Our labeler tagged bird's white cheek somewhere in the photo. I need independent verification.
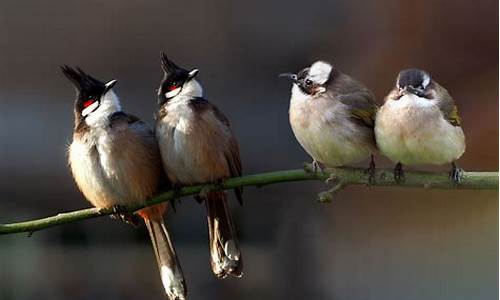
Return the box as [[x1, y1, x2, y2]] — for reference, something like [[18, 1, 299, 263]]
[[165, 88, 182, 99], [314, 86, 326, 94], [82, 101, 99, 117]]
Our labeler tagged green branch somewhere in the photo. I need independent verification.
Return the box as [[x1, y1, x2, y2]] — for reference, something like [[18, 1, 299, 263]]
[[0, 166, 497, 235]]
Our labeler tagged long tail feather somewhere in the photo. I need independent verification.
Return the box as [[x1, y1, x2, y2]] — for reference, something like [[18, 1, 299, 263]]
[[205, 191, 243, 278], [141, 206, 186, 300]]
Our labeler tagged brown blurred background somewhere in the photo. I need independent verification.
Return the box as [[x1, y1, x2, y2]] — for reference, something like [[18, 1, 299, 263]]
[[0, 0, 498, 299]]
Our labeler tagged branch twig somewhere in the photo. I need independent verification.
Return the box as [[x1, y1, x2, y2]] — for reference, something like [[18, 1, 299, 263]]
[[1, 166, 497, 235]]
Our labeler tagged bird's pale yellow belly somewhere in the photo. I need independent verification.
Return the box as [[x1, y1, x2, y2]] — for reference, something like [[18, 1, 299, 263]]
[[289, 100, 374, 167], [375, 96, 465, 165]]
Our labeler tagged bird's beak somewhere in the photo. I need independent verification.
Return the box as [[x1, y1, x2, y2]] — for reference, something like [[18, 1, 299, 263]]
[[279, 73, 298, 82], [104, 79, 118, 94], [406, 86, 425, 97], [188, 69, 199, 80]]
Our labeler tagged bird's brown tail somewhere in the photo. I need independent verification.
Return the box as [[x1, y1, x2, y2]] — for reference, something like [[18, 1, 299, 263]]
[[139, 205, 186, 300], [205, 191, 243, 278]]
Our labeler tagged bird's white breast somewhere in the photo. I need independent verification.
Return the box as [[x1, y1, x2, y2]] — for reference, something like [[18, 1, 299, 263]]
[[288, 85, 374, 167], [375, 94, 465, 165], [69, 130, 120, 208], [156, 101, 223, 184], [85, 91, 121, 128], [69, 124, 156, 208]]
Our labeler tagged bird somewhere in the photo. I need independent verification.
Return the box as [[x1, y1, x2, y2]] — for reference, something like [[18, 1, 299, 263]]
[[154, 53, 243, 278], [280, 60, 378, 179], [62, 66, 186, 300], [375, 68, 466, 183]]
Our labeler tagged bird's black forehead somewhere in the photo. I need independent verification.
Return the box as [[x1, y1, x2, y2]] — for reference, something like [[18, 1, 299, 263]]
[[397, 69, 429, 88], [80, 84, 105, 98], [162, 69, 189, 85], [296, 68, 311, 80]]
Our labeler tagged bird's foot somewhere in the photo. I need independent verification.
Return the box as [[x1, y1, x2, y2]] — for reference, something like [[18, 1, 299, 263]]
[[108, 204, 126, 216], [171, 183, 182, 197], [168, 183, 185, 211], [394, 162, 405, 184], [364, 155, 376, 185], [449, 162, 464, 185], [303, 160, 325, 174], [312, 160, 326, 173], [198, 181, 220, 200], [214, 178, 225, 190], [198, 187, 210, 201], [108, 205, 140, 226]]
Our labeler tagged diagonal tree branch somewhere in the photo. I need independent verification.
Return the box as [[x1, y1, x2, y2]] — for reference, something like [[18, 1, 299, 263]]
[[0, 166, 497, 235]]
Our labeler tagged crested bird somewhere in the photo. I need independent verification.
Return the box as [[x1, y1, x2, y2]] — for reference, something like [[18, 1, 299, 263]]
[[62, 66, 186, 299], [154, 54, 243, 278]]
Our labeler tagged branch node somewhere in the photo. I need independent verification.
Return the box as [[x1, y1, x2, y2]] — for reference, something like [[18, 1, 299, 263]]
[[303, 162, 314, 173], [317, 181, 344, 203], [325, 173, 338, 184]]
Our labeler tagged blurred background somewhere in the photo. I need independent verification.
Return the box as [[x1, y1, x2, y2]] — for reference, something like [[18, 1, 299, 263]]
[[0, 0, 498, 299]]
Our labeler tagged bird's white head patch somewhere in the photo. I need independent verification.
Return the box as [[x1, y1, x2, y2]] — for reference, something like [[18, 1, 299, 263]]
[[308, 61, 333, 85], [421, 72, 431, 89]]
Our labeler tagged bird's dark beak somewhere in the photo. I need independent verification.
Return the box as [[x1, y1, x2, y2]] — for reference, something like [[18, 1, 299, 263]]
[[188, 69, 199, 80], [279, 73, 298, 82], [103, 79, 118, 94], [405, 86, 425, 97]]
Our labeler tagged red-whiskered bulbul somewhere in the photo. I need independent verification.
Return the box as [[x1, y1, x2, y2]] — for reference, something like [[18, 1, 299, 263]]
[[375, 68, 466, 183], [154, 54, 243, 278], [280, 61, 378, 176], [62, 66, 186, 300]]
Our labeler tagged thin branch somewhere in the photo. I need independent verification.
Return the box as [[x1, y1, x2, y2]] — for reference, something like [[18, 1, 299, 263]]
[[0, 166, 497, 235]]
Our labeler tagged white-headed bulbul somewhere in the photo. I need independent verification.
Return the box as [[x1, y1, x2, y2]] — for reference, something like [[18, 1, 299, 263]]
[[62, 66, 186, 300], [375, 68, 466, 183], [280, 61, 378, 177], [155, 54, 243, 278]]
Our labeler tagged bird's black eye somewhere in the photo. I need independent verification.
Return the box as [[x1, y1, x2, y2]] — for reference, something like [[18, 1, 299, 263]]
[[305, 79, 313, 86]]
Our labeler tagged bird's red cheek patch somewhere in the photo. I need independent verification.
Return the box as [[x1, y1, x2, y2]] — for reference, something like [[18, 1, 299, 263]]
[[83, 100, 94, 108], [168, 85, 178, 91]]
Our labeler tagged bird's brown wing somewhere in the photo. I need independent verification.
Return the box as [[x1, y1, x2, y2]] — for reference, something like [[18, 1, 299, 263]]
[[191, 99, 243, 204], [109, 112, 170, 192], [225, 133, 243, 204], [109, 112, 158, 151], [332, 73, 379, 128], [433, 82, 462, 127]]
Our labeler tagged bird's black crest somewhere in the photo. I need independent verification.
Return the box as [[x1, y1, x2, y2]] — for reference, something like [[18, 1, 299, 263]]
[[60, 65, 106, 96], [397, 68, 430, 89], [160, 52, 188, 75]]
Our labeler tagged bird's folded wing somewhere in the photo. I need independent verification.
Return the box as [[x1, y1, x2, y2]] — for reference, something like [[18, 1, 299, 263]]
[[195, 99, 243, 203], [337, 91, 378, 128], [434, 84, 462, 127]]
